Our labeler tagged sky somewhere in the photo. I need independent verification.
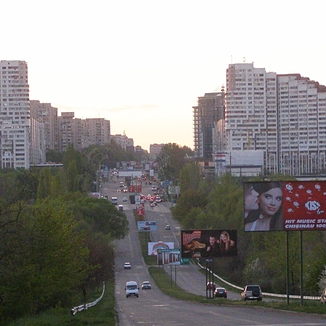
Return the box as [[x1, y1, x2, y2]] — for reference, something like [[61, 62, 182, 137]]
[[2, 0, 326, 151]]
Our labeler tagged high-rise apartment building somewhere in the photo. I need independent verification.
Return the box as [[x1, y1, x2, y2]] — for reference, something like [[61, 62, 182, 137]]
[[30, 100, 58, 151], [0, 60, 30, 169], [193, 91, 225, 159], [225, 62, 326, 175], [57, 112, 75, 152]]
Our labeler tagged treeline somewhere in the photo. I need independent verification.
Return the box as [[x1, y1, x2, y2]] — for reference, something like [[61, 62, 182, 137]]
[[173, 161, 326, 296], [0, 145, 129, 324]]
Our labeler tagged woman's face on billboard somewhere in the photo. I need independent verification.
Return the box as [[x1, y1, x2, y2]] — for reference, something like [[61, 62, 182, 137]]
[[259, 187, 282, 217]]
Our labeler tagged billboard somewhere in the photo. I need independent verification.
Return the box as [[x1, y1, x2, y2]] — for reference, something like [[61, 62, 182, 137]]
[[181, 230, 237, 258], [148, 241, 174, 256], [136, 203, 145, 216], [244, 181, 326, 232], [157, 249, 181, 265], [137, 221, 157, 231]]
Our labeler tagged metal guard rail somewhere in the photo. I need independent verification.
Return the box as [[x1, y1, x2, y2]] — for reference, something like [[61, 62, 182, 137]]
[[197, 260, 320, 301], [71, 282, 106, 316]]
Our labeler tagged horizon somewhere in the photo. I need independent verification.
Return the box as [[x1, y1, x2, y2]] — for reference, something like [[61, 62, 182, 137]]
[[2, 0, 326, 151]]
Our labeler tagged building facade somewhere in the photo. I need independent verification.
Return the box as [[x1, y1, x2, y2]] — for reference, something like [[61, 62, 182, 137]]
[[0, 60, 30, 169], [224, 62, 326, 175], [30, 100, 58, 151], [193, 91, 225, 159]]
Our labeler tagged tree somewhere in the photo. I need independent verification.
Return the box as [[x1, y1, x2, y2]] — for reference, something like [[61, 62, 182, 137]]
[[179, 161, 202, 194], [172, 188, 208, 224], [0, 200, 90, 320], [62, 193, 129, 239], [156, 143, 193, 182]]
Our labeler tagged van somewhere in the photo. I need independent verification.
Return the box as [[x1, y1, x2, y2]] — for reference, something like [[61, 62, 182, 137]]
[[125, 281, 139, 298], [111, 196, 118, 205]]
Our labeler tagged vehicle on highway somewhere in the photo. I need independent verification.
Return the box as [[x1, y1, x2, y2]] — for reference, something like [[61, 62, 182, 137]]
[[118, 204, 124, 211], [111, 196, 118, 205], [165, 224, 171, 230], [150, 202, 156, 207], [320, 288, 326, 304], [123, 197, 128, 202], [124, 262, 131, 269], [240, 285, 262, 301], [141, 281, 152, 290], [214, 287, 227, 298], [125, 281, 139, 298]]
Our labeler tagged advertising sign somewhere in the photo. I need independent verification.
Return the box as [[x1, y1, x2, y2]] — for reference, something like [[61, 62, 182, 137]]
[[244, 181, 326, 231], [137, 221, 157, 232], [157, 249, 181, 265], [181, 230, 237, 258], [88, 192, 101, 198], [148, 241, 174, 256], [136, 203, 145, 216], [128, 185, 142, 193]]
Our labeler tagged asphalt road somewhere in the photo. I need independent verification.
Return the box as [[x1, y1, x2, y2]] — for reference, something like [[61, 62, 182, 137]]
[[107, 178, 326, 325]]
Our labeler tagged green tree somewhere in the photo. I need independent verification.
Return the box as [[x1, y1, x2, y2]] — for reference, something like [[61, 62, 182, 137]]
[[156, 143, 193, 182], [179, 161, 202, 194], [0, 200, 89, 320], [62, 193, 129, 239], [172, 188, 208, 225]]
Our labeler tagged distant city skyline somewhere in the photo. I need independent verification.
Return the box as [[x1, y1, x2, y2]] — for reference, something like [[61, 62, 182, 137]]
[[2, 0, 326, 151]]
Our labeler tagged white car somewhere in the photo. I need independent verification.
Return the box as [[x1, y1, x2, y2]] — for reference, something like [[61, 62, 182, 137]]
[[124, 262, 131, 269], [141, 281, 152, 290]]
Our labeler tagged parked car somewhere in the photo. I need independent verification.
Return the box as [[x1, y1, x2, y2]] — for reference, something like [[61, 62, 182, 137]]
[[118, 204, 124, 211], [141, 281, 152, 290], [320, 288, 326, 304], [214, 287, 227, 298], [124, 262, 131, 269], [123, 197, 128, 202], [165, 224, 171, 230], [240, 285, 262, 301]]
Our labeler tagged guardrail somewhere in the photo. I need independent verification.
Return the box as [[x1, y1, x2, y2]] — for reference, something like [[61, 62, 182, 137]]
[[71, 282, 106, 316], [197, 260, 320, 301]]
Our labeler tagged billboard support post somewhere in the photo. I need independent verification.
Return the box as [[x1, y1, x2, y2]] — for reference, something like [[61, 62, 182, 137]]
[[205, 259, 214, 299], [286, 231, 290, 305], [300, 230, 303, 305], [175, 265, 177, 287]]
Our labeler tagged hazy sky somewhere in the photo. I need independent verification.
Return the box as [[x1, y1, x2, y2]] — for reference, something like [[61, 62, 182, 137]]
[[2, 0, 326, 151]]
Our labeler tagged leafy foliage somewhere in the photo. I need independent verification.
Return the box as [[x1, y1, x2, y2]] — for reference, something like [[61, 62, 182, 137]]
[[156, 143, 193, 182], [0, 201, 89, 320], [0, 165, 129, 323]]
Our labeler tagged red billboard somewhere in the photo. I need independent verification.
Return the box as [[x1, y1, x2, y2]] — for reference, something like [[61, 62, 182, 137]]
[[181, 230, 237, 258], [136, 203, 145, 216], [244, 181, 326, 231]]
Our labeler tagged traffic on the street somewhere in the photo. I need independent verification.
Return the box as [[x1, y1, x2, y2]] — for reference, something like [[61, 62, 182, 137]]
[[100, 174, 326, 325]]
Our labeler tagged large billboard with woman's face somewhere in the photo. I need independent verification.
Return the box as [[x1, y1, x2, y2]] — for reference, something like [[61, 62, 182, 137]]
[[244, 181, 326, 232], [181, 230, 237, 258]]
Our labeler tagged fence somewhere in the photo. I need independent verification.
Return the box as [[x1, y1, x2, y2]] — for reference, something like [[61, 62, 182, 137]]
[[71, 282, 106, 316]]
